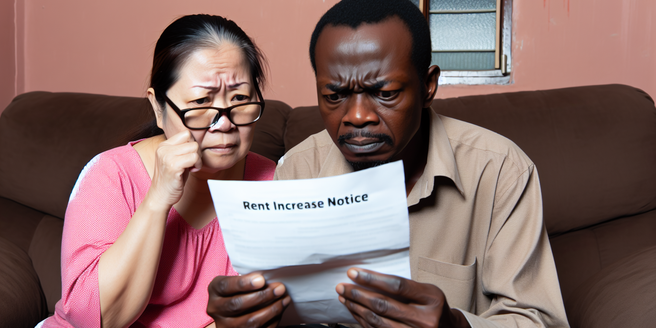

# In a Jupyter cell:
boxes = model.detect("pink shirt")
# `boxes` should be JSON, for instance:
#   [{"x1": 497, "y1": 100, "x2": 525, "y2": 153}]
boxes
[{"x1": 44, "y1": 143, "x2": 276, "y2": 328}]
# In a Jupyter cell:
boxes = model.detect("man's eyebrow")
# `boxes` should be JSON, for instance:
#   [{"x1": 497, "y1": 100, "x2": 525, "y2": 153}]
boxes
[
  {"x1": 365, "y1": 80, "x2": 389, "y2": 90},
  {"x1": 325, "y1": 81, "x2": 390, "y2": 92},
  {"x1": 326, "y1": 84, "x2": 348, "y2": 92}
]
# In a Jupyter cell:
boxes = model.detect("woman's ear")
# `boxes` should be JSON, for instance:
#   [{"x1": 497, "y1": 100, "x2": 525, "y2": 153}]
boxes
[
  {"x1": 147, "y1": 88, "x2": 165, "y2": 129},
  {"x1": 422, "y1": 65, "x2": 440, "y2": 108}
]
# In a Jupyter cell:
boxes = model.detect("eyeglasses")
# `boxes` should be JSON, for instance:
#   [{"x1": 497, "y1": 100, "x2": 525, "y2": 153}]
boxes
[{"x1": 163, "y1": 84, "x2": 265, "y2": 129}]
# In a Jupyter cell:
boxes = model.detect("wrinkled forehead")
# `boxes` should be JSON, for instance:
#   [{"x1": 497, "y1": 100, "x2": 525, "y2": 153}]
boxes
[
  {"x1": 178, "y1": 44, "x2": 253, "y2": 87},
  {"x1": 314, "y1": 17, "x2": 413, "y2": 80}
]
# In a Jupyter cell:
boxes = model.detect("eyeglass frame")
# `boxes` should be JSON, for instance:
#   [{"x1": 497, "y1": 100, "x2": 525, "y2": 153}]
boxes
[{"x1": 162, "y1": 81, "x2": 265, "y2": 130}]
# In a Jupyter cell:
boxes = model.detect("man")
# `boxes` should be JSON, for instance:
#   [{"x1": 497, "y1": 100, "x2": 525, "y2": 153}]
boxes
[{"x1": 207, "y1": 0, "x2": 569, "y2": 327}]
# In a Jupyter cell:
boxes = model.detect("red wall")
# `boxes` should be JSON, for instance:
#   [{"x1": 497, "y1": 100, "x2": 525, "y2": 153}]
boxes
[
  {"x1": 441, "y1": 0, "x2": 656, "y2": 99},
  {"x1": 1, "y1": 0, "x2": 655, "y2": 114},
  {"x1": 0, "y1": 0, "x2": 17, "y2": 112}
]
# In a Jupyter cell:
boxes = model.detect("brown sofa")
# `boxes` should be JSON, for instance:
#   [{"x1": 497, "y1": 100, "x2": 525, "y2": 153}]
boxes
[{"x1": 1, "y1": 84, "x2": 654, "y2": 327}]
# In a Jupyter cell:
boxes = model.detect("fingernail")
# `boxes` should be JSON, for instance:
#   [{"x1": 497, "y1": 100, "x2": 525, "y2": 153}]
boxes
[
  {"x1": 282, "y1": 296, "x2": 291, "y2": 306},
  {"x1": 336, "y1": 284, "x2": 344, "y2": 295},
  {"x1": 273, "y1": 284, "x2": 286, "y2": 296},
  {"x1": 251, "y1": 275, "x2": 265, "y2": 288},
  {"x1": 347, "y1": 269, "x2": 358, "y2": 279},
  {"x1": 338, "y1": 296, "x2": 345, "y2": 304}
]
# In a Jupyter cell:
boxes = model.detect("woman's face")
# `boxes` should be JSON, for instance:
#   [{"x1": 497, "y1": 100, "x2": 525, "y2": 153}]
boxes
[{"x1": 154, "y1": 44, "x2": 257, "y2": 175}]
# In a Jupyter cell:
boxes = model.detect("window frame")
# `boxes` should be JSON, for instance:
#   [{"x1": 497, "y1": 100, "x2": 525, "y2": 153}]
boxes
[{"x1": 418, "y1": 0, "x2": 512, "y2": 85}]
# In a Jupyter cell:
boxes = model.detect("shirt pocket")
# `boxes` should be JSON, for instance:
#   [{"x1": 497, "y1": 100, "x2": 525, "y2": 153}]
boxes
[{"x1": 416, "y1": 256, "x2": 477, "y2": 311}]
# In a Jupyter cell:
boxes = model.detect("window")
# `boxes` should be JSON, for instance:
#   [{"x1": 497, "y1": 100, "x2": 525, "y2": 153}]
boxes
[{"x1": 411, "y1": 0, "x2": 512, "y2": 85}]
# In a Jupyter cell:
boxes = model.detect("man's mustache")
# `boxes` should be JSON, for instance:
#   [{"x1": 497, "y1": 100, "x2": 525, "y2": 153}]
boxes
[{"x1": 337, "y1": 131, "x2": 393, "y2": 146}]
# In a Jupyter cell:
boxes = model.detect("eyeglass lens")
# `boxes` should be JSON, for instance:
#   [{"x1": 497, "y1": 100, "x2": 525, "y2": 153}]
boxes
[{"x1": 184, "y1": 103, "x2": 262, "y2": 128}]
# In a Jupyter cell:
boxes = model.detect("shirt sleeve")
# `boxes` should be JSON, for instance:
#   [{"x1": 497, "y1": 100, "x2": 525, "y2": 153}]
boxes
[
  {"x1": 47, "y1": 152, "x2": 141, "y2": 327},
  {"x1": 460, "y1": 166, "x2": 569, "y2": 328}
]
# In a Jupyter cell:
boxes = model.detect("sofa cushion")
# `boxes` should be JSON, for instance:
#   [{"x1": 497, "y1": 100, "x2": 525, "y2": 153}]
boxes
[
  {"x1": 0, "y1": 237, "x2": 48, "y2": 327},
  {"x1": 548, "y1": 228, "x2": 602, "y2": 303},
  {"x1": 432, "y1": 84, "x2": 656, "y2": 235},
  {"x1": 28, "y1": 215, "x2": 64, "y2": 314},
  {"x1": 550, "y1": 209, "x2": 656, "y2": 302},
  {"x1": 564, "y1": 245, "x2": 656, "y2": 328},
  {"x1": 0, "y1": 197, "x2": 46, "y2": 253}
]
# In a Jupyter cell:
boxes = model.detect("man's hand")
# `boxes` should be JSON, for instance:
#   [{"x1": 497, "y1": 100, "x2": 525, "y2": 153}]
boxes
[
  {"x1": 207, "y1": 273, "x2": 291, "y2": 328},
  {"x1": 336, "y1": 268, "x2": 470, "y2": 328}
]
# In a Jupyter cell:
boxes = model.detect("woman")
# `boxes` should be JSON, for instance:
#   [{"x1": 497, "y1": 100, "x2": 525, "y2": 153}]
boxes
[{"x1": 41, "y1": 14, "x2": 283, "y2": 328}]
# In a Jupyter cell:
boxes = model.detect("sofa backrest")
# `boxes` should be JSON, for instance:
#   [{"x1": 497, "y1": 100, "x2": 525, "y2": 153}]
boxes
[
  {"x1": 0, "y1": 91, "x2": 292, "y2": 220},
  {"x1": 432, "y1": 84, "x2": 656, "y2": 235},
  {"x1": 279, "y1": 84, "x2": 656, "y2": 236},
  {"x1": 0, "y1": 92, "x2": 155, "y2": 219}
]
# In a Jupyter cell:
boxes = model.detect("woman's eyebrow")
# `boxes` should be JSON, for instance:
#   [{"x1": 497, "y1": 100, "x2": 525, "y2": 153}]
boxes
[
  {"x1": 192, "y1": 85, "x2": 219, "y2": 90},
  {"x1": 227, "y1": 82, "x2": 249, "y2": 89},
  {"x1": 190, "y1": 81, "x2": 250, "y2": 90}
]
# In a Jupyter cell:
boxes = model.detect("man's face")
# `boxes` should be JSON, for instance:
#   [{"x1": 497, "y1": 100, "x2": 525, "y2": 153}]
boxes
[{"x1": 314, "y1": 17, "x2": 427, "y2": 168}]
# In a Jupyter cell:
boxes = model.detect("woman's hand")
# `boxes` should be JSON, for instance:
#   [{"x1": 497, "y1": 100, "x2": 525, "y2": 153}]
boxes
[
  {"x1": 98, "y1": 131, "x2": 202, "y2": 327},
  {"x1": 207, "y1": 273, "x2": 291, "y2": 327},
  {"x1": 147, "y1": 130, "x2": 203, "y2": 211}
]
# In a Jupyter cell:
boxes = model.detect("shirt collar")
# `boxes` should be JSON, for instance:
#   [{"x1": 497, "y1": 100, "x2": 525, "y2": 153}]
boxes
[
  {"x1": 407, "y1": 109, "x2": 464, "y2": 206},
  {"x1": 318, "y1": 141, "x2": 354, "y2": 178}
]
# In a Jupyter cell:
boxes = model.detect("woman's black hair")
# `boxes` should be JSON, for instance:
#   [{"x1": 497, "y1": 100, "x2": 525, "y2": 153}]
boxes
[{"x1": 135, "y1": 14, "x2": 267, "y2": 139}]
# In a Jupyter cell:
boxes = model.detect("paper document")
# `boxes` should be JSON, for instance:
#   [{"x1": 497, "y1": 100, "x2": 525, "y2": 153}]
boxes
[{"x1": 208, "y1": 161, "x2": 410, "y2": 324}]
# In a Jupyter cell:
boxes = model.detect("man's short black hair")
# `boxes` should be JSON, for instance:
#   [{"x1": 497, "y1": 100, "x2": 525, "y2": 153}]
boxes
[{"x1": 309, "y1": 0, "x2": 432, "y2": 80}]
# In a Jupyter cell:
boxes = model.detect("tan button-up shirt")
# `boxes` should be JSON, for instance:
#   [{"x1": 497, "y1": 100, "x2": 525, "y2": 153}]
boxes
[{"x1": 274, "y1": 109, "x2": 569, "y2": 328}]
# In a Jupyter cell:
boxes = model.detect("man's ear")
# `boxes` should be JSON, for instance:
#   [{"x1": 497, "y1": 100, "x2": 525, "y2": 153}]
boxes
[
  {"x1": 422, "y1": 65, "x2": 440, "y2": 108},
  {"x1": 147, "y1": 88, "x2": 165, "y2": 130}
]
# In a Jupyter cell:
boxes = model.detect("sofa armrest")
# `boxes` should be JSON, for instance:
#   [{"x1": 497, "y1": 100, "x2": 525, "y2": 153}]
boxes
[{"x1": 0, "y1": 237, "x2": 48, "y2": 326}]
